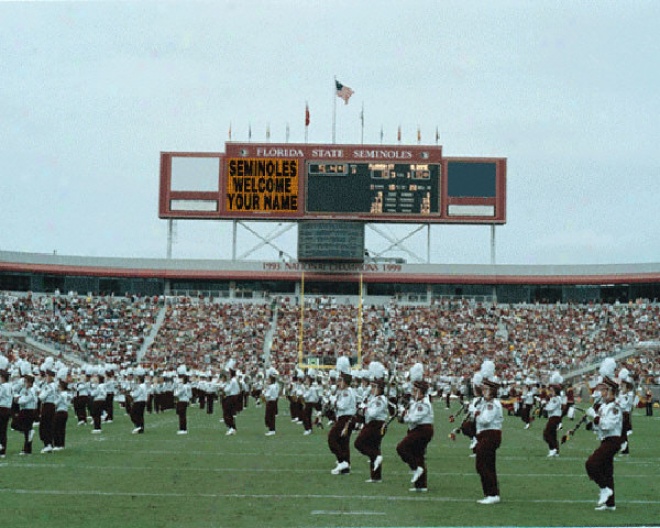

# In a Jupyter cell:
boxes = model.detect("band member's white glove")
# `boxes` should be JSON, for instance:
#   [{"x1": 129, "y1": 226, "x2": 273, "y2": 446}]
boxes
[{"x1": 586, "y1": 407, "x2": 597, "y2": 419}]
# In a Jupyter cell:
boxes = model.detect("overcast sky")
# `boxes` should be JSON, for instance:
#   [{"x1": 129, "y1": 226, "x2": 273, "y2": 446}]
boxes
[{"x1": 1, "y1": 1, "x2": 659, "y2": 266}]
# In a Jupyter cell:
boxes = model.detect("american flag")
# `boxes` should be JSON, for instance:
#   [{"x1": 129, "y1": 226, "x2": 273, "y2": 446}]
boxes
[{"x1": 335, "y1": 80, "x2": 354, "y2": 105}]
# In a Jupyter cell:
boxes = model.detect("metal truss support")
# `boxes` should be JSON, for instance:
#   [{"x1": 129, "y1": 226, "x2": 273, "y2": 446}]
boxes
[
  {"x1": 365, "y1": 224, "x2": 428, "y2": 263},
  {"x1": 233, "y1": 221, "x2": 296, "y2": 261}
]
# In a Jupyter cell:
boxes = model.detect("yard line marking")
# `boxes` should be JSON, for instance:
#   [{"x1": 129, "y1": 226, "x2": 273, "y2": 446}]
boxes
[
  {"x1": 310, "y1": 510, "x2": 386, "y2": 515},
  {"x1": 64, "y1": 447, "x2": 660, "y2": 466},
  {"x1": 0, "y1": 488, "x2": 659, "y2": 505},
  {"x1": 2, "y1": 462, "x2": 658, "y2": 480}
]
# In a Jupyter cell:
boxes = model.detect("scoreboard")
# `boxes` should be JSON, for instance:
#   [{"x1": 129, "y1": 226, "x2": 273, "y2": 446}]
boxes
[{"x1": 159, "y1": 142, "x2": 506, "y2": 224}]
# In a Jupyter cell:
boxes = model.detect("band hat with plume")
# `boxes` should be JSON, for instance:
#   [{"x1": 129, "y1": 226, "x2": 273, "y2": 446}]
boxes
[
  {"x1": 549, "y1": 371, "x2": 564, "y2": 389},
  {"x1": 57, "y1": 365, "x2": 69, "y2": 381},
  {"x1": 336, "y1": 356, "x2": 352, "y2": 382},
  {"x1": 225, "y1": 359, "x2": 237, "y2": 374},
  {"x1": 598, "y1": 357, "x2": 618, "y2": 389},
  {"x1": 618, "y1": 367, "x2": 633, "y2": 385},
  {"x1": 480, "y1": 359, "x2": 500, "y2": 388},
  {"x1": 409, "y1": 362, "x2": 428, "y2": 391},
  {"x1": 41, "y1": 356, "x2": 56, "y2": 375},
  {"x1": 368, "y1": 361, "x2": 387, "y2": 381},
  {"x1": 19, "y1": 360, "x2": 33, "y2": 378}
]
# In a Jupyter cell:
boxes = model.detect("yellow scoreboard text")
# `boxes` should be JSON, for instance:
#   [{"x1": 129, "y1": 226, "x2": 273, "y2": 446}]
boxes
[{"x1": 226, "y1": 158, "x2": 299, "y2": 212}]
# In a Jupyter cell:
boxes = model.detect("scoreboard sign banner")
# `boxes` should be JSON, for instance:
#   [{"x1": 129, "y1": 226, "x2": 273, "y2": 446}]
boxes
[
  {"x1": 226, "y1": 158, "x2": 299, "y2": 212},
  {"x1": 159, "y1": 142, "x2": 506, "y2": 224}
]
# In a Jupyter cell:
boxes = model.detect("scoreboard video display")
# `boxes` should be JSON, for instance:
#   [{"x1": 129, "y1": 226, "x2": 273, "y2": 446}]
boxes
[{"x1": 159, "y1": 142, "x2": 506, "y2": 224}]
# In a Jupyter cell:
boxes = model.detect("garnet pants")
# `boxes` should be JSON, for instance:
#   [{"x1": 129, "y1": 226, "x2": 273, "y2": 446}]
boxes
[
  {"x1": 397, "y1": 424, "x2": 434, "y2": 489},
  {"x1": 328, "y1": 415, "x2": 353, "y2": 464},
  {"x1": 355, "y1": 420, "x2": 384, "y2": 480},
  {"x1": 476, "y1": 429, "x2": 501, "y2": 497},
  {"x1": 586, "y1": 436, "x2": 621, "y2": 507}
]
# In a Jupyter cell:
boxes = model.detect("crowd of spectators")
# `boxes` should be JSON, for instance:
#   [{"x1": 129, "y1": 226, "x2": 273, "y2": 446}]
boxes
[
  {"x1": 0, "y1": 292, "x2": 160, "y2": 364},
  {"x1": 2, "y1": 291, "x2": 658, "y2": 386},
  {"x1": 143, "y1": 297, "x2": 272, "y2": 371}
]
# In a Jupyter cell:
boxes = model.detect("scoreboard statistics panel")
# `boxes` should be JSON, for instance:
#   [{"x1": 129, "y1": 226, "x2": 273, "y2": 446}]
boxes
[
  {"x1": 158, "y1": 143, "x2": 506, "y2": 224},
  {"x1": 305, "y1": 162, "x2": 440, "y2": 216}
]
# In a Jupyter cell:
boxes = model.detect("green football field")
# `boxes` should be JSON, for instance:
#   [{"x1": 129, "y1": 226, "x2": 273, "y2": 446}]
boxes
[{"x1": 1, "y1": 401, "x2": 658, "y2": 528}]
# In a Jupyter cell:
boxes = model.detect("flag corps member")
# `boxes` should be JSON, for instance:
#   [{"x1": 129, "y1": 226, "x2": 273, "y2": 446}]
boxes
[
  {"x1": 328, "y1": 356, "x2": 356, "y2": 475},
  {"x1": 397, "y1": 362, "x2": 434, "y2": 492},
  {"x1": 585, "y1": 357, "x2": 623, "y2": 511},
  {"x1": 474, "y1": 359, "x2": 503, "y2": 505},
  {"x1": 354, "y1": 361, "x2": 388, "y2": 483}
]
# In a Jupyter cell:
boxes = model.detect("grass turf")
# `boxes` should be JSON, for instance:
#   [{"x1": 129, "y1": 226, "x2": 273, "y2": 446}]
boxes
[{"x1": 1, "y1": 401, "x2": 658, "y2": 527}]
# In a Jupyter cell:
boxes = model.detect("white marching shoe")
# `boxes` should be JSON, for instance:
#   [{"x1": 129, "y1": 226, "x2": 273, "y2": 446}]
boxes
[
  {"x1": 226, "y1": 428, "x2": 236, "y2": 436},
  {"x1": 598, "y1": 487, "x2": 613, "y2": 506},
  {"x1": 265, "y1": 431, "x2": 276, "y2": 436},
  {"x1": 547, "y1": 449, "x2": 559, "y2": 457},
  {"x1": 595, "y1": 504, "x2": 616, "y2": 511},
  {"x1": 177, "y1": 430, "x2": 188, "y2": 435},
  {"x1": 411, "y1": 467, "x2": 424, "y2": 483},
  {"x1": 40, "y1": 445, "x2": 53, "y2": 454},
  {"x1": 477, "y1": 496, "x2": 501, "y2": 505},
  {"x1": 303, "y1": 430, "x2": 312, "y2": 436},
  {"x1": 331, "y1": 461, "x2": 350, "y2": 475},
  {"x1": 373, "y1": 455, "x2": 383, "y2": 472}
]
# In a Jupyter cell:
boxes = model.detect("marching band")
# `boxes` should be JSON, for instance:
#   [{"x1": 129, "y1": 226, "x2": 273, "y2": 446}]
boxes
[{"x1": 0, "y1": 350, "x2": 650, "y2": 511}]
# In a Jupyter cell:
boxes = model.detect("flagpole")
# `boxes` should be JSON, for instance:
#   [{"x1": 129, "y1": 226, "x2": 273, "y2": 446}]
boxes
[
  {"x1": 360, "y1": 102, "x2": 364, "y2": 145},
  {"x1": 305, "y1": 101, "x2": 309, "y2": 144},
  {"x1": 332, "y1": 76, "x2": 337, "y2": 144}
]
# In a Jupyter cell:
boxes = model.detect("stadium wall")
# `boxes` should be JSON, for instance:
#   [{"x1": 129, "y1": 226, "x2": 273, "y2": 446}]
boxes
[{"x1": 1, "y1": 250, "x2": 659, "y2": 303}]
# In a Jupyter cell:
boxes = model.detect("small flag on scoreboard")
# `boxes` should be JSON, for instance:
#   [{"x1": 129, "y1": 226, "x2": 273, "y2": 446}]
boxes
[
  {"x1": 335, "y1": 80, "x2": 354, "y2": 105},
  {"x1": 305, "y1": 103, "x2": 310, "y2": 127}
]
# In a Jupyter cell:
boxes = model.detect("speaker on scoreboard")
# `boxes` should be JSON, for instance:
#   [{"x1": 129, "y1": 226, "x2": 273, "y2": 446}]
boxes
[{"x1": 298, "y1": 221, "x2": 365, "y2": 263}]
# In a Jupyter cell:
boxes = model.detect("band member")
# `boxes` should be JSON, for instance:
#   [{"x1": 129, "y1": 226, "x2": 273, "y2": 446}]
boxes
[
  {"x1": 53, "y1": 368, "x2": 71, "y2": 451},
  {"x1": 543, "y1": 373, "x2": 564, "y2": 457},
  {"x1": 130, "y1": 368, "x2": 148, "y2": 434},
  {"x1": 90, "y1": 368, "x2": 107, "y2": 434},
  {"x1": 263, "y1": 368, "x2": 280, "y2": 436},
  {"x1": 397, "y1": 363, "x2": 434, "y2": 492},
  {"x1": 17, "y1": 362, "x2": 38, "y2": 455},
  {"x1": 104, "y1": 366, "x2": 116, "y2": 423},
  {"x1": 38, "y1": 359, "x2": 57, "y2": 452},
  {"x1": 355, "y1": 361, "x2": 388, "y2": 483},
  {"x1": 222, "y1": 360, "x2": 240, "y2": 435},
  {"x1": 73, "y1": 369, "x2": 91, "y2": 425},
  {"x1": 329, "y1": 356, "x2": 356, "y2": 475},
  {"x1": 616, "y1": 369, "x2": 635, "y2": 455},
  {"x1": 585, "y1": 357, "x2": 623, "y2": 511},
  {"x1": 0, "y1": 355, "x2": 13, "y2": 458},
  {"x1": 302, "y1": 373, "x2": 320, "y2": 435},
  {"x1": 174, "y1": 366, "x2": 192, "y2": 435},
  {"x1": 521, "y1": 379, "x2": 536, "y2": 429},
  {"x1": 474, "y1": 360, "x2": 503, "y2": 505},
  {"x1": 462, "y1": 372, "x2": 483, "y2": 456}
]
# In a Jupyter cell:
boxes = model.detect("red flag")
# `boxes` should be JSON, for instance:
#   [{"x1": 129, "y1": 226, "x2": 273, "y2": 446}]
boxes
[
  {"x1": 305, "y1": 103, "x2": 310, "y2": 127},
  {"x1": 397, "y1": 125, "x2": 401, "y2": 142},
  {"x1": 335, "y1": 80, "x2": 354, "y2": 105}
]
